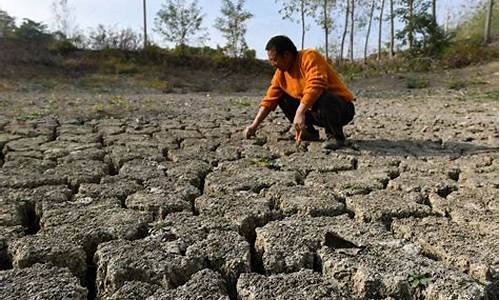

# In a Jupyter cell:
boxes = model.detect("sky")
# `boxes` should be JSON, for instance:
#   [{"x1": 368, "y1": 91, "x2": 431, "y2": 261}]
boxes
[{"x1": 0, "y1": 0, "x2": 478, "y2": 59}]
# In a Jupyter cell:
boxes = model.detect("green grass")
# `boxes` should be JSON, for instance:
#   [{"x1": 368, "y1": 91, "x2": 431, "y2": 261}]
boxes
[{"x1": 406, "y1": 76, "x2": 430, "y2": 89}]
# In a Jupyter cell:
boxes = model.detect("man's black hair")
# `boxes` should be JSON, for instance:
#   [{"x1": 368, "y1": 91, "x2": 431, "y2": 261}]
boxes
[{"x1": 265, "y1": 35, "x2": 298, "y2": 56}]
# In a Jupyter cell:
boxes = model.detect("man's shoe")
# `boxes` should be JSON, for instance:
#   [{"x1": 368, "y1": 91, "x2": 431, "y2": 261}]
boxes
[
  {"x1": 300, "y1": 128, "x2": 320, "y2": 141},
  {"x1": 322, "y1": 136, "x2": 345, "y2": 150}
]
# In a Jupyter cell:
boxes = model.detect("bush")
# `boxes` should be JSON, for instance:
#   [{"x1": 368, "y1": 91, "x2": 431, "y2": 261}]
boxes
[{"x1": 440, "y1": 39, "x2": 498, "y2": 68}]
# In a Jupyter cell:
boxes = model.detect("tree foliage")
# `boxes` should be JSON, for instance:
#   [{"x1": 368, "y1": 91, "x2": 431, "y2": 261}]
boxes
[
  {"x1": 14, "y1": 19, "x2": 53, "y2": 42},
  {"x1": 0, "y1": 9, "x2": 16, "y2": 38},
  {"x1": 154, "y1": 0, "x2": 207, "y2": 47},
  {"x1": 214, "y1": 0, "x2": 253, "y2": 57},
  {"x1": 276, "y1": 0, "x2": 316, "y2": 49},
  {"x1": 396, "y1": 0, "x2": 451, "y2": 57}
]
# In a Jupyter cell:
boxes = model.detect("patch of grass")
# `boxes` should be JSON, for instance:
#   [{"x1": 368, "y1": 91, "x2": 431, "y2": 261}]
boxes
[
  {"x1": 230, "y1": 97, "x2": 253, "y2": 108},
  {"x1": 448, "y1": 80, "x2": 468, "y2": 90},
  {"x1": 407, "y1": 272, "x2": 432, "y2": 289},
  {"x1": 406, "y1": 76, "x2": 429, "y2": 89},
  {"x1": 249, "y1": 157, "x2": 281, "y2": 170}
]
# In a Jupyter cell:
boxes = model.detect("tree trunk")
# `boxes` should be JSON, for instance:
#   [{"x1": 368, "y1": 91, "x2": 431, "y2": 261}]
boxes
[
  {"x1": 432, "y1": 0, "x2": 436, "y2": 24},
  {"x1": 364, "y1": 0, "x2": 376, "y2": 63},
  {"x1": 408, "y1": 0, "x2": 414, "y2": 50},
  {"x1": 340, "y1": 0, "x2": 350, "y2": 62},
  {"x1": 143, "y1": 0, "x2": 148, "y2": 49},
  {"x1": 301, "y1": 0, "x2": 305, "y2": 49},
  {"x1": 324, "y1": 0, "x2": 329, "y2": 60},
  {"x1": 484, "y1": 0, "x2": 494, "y2": 44},
  {"x1": 390, "y1": 0, "x2": 394, "y2": 57},
  {"x1": 377, "y1": 0, "x2": 385, "y2": 60},
  {"x1": 349, "y1": 0, "x2": 355, "y2": 61}
]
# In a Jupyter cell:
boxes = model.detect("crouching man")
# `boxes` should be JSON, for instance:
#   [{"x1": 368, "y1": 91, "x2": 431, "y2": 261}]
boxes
[{"x1": 243, "y1": 35, "x2": 355, "y2": 150}]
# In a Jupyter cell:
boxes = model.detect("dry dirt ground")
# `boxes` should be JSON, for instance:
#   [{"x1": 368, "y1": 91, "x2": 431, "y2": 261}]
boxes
[{"x1": 0, "y1": 62, "x2": 498, "y2": 299}]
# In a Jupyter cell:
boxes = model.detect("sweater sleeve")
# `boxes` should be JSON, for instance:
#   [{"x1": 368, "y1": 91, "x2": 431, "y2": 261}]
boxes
[
  {"x1": 300, "y1": 51, "x2": 328, "y2": 108},
  {"x1": 259, "y1": 70, "x2": 283, "y2": 111}
]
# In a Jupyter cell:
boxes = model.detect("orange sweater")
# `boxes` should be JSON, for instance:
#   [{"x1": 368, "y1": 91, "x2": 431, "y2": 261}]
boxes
[{"x1": 260, "y1": 49, "x2": 354, "y2": 110}]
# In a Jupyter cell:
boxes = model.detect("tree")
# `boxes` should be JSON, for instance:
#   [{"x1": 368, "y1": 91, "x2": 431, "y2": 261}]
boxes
[
  {"x1": 143, "y1": 0, "x2": 148, "y2": 48},
  {"x1": 377, "y1": 0, "x2": 385, "y2": 60},
  {"x1": 14, "y1": 19, "x2": 52, "y2": 41},
  {"x1": 349, "y1": 0, "x2": 355, "y2": 60},
  {"x1": 389, "y1": 0, "x2": 395, "y2": 57},
  {"x1": 51, "y1": 0, "x2": 79, "y2": 39},
  {"x1": 364, "y1": 0, "x2": 376, "y2": 62},
  {"x1": 316, "y1": 0, "x2": 336, "y2": 61},
  {"x1": 154, "y1": 0, "x2": 207, "y2": 48},
  {"x1": 214, "y1": 0, "x2": 253, "y2": 57},
  {"x1": 276, "y1": 0, "x2": 315, "y2": 49},
  {"x1": 0, "y1": 10, "x2": 16, "y2": 38},
  {"x1": 484, "y1": 0, "x2": 495, "y2": 43},
  {"x1": 340, "y1": 0, "x2": 350, "y2": 61},
  {"x1": 88, "y1": 24, "x2": 142, "y2": 50}
]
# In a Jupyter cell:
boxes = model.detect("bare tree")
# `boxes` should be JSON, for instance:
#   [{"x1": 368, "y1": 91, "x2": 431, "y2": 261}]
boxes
[
  {"x1": 340, "y1": 0, "x2": 350, "y2": 61},
  {"x1": 349, "y1": 0, "x2": 355, "y2": 60},
  {"x1": 364, "y1": 0, "x2": 376, "y2": 63},
  {"x1": 276, "y1": 0, "x2": 315, "y2": 49},
  {"x1": 143, "y1": 0, "x2": 148, "y2": 48},
  {"x1": 51, "y1": 0, "x2": 78, "y2": 39},
  {"x1": 317, "y1": 0, "x2": 336, "y2": 60},
  {"x1": 389, "y1": 0, "x2": 394, "y2": 57},
  {"x1": 377, "y1": 0, "x2": 385, "y2": 60},
  {"x1": 214, "y1": 0, "x2": 253, "y2": 57},
  {"x1": 484, "y1": 0, "x2": 494, "y2": 44}
]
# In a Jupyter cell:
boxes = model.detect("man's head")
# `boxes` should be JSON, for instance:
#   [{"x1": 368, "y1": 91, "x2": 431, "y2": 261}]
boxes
[{"x1": 265, "y1": 35, "x2": 298, "y2": 71}]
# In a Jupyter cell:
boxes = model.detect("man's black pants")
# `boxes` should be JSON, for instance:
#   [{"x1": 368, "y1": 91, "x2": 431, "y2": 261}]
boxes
[{"x1": 278, "y1": 91, "x2": 355, "y2": 140}]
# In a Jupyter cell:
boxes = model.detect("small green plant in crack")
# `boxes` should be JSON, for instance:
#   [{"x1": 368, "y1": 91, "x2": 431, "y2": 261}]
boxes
[
  {"x1": 230, "y1": 97, "x2": 252, "y2": 108},
  {"x1": 249, "y1": 157, "x2": 281, "y2": 170},
  {"x1": 148, "y1": 220, "x2": 171, "y2": 236},
  {"x1": 407, "y1": 272, "x2": 432, "y2": 289}
]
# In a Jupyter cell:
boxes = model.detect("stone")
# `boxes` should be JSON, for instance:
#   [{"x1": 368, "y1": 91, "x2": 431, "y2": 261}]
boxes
[
  {"x1": 255, "y1": 215, "x2": 391, "y2": 274},
  {"x1": 237, "y1": 269, "x2": 347, "y2": 300},
  {"x1": 195, "y1": 192, "x2": 279, "y2": 239},
  {"x1": 278, "y1": 152, "x2": 357, "y2": 174},
  {"x1": 107, "y1": 144, "x2": 165, "y2": 170},
  {"x1": 119, "y1": 159, "x2": 166, "y2": 183},
  {"x1": 346, "y1": 190, "x2": 432, "y2": 223},
  {"x1": 125, "y1": 188, "x2": 191, "y2": 220},
  {"x1": 392, "y1": 216, "x2": 498, "y2": 285},
  {"x1": 186, "y1": 231, "x2": 251, "y2": 286},
  {"x1": 109, "y1": 281, "x2": 161, "y2": 300},
  {"x1": 0, "y1": 263, "x2": 87, "y2": 300},
  {"x1": 8, "y1": 234, "x2": 87, "y2": 281},
  {"x1": 318, "y1": 243, "x2": 486, "y2": 299},
  {"x1": 204, "y1": 160, "x2": 299, "y2": 195},
  {"x1": 147, "y1": 269, "x2": 230, "y2": 300},
  {"x1": 429, "y1": 188, "x2": 499, "y2": 235},
  {"x1": 52, "y1": 159, "x2": 109, "y2": 188},
  {"x1": 305, "y1": 168, "x2": 391, "y2": 197},
  {"x1": 94, "y1": 239, "x2": 204, "y2": 298},
  {"x1": 387, "y1": 172, "x2": 458, "y2": 198},
  {"x1": 265, "y1": 184, "x2": 345, "y2": 217}
]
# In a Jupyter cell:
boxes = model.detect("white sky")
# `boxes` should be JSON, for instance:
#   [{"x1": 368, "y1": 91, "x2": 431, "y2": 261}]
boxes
[{"x1": 0, "y1": 0, "x2": 478, "y2": 59}]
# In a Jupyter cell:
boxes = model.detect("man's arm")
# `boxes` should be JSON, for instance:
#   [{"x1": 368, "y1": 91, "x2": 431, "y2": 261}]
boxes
[{"x1": 244, "y1": 106, "x2": 272, "y2": 139}]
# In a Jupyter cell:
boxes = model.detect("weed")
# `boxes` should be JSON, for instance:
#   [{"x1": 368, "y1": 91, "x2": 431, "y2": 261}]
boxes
[
  {"x1": 406, "y1": 76, "x2": 429, "y2": 89},
  {"x1": 407, "y1": 272, "x2": 432, "y2": 289},
  {"x1": 249, "y1": 157, "x2": 281, "y2": 170},
  {"x1": 448, "y1": 80, "x2": 467, "y2": 90},
  {"x1": 230, "y1": 97, "x2": 253, "y2": 108}
]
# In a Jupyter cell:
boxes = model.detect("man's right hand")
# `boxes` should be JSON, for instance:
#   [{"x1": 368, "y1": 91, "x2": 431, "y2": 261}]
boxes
[{"x1": 243, "y1": 124, "x2": 258, "y2": 139}]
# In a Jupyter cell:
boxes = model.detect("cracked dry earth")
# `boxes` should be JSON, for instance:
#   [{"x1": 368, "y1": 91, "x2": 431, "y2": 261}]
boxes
[{"x1": 0, "y1": 92, "x2": 498, "y2": 300}]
